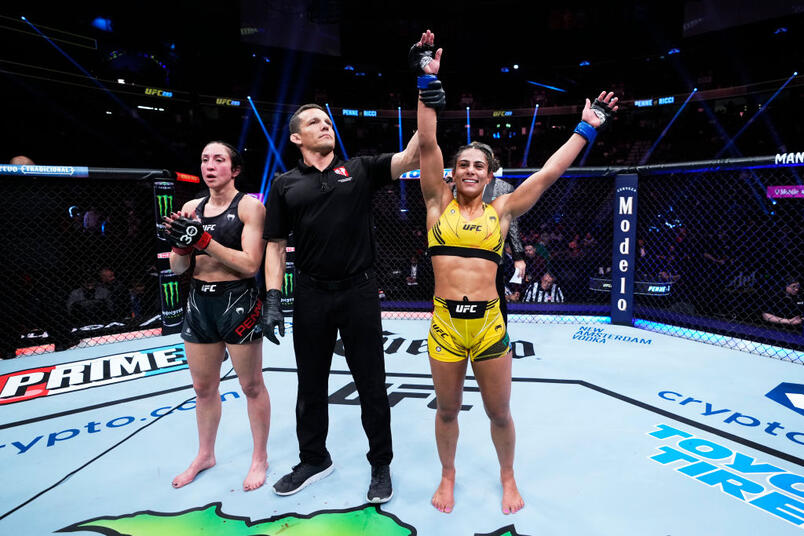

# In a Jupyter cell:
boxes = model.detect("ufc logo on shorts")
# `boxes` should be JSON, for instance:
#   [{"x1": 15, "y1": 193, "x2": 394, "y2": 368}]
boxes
[
  {"x1": 200, "y1": 284, "x2": 217, "y2": 292},
  {"x1": 455, "y1": 304, "x2": 477, "y2": 313}
]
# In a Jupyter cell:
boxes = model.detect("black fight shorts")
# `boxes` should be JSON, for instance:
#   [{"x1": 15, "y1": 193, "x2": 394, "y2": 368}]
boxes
[{"x1": 181, "y1": 279, "x2": 263, "y2": 344}]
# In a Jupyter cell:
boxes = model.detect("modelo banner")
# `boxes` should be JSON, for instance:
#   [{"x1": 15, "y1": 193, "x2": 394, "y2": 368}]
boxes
[
  {"x1": 610, "y1": 173, "x2": 638, "y2": 325},
  {"x1": 158, "y1": 269, "x2": 184, "y2": 334}
]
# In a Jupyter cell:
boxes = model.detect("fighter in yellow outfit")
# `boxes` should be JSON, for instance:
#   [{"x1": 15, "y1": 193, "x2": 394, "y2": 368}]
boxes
[
  {"x1": 427, "y1": 199, "x2": 509, "y2": 362},
  {"x1": 412, "y1": 30, "x2": 618, "y2": 516}
]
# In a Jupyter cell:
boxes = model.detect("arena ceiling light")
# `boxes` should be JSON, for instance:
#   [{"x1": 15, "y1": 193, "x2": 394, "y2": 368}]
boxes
[
  {"x1": 526, "y1": 80, "x2": 567, "y2": 93},
  {"x1": 91, "y1": 17, "x2": 113, "y2": 32}
]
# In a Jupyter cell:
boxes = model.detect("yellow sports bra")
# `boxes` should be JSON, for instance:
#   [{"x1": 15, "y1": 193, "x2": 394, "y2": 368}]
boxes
[{"x1": 428, "y1": 199, "x2": 503, "y2": 263}]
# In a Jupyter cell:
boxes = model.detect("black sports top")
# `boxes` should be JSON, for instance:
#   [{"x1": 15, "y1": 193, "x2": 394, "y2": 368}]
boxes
[{"x1": 194, "y1": 192, "x2": 245, "y2": 254}]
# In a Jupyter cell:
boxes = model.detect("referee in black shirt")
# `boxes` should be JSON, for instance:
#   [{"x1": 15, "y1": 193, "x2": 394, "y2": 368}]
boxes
[{"x1": 261, "y1": 104, "x2": 420, "y2": 503}]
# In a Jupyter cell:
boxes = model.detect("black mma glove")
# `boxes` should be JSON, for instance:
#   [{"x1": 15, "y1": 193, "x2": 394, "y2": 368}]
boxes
[
  {"x1": 420, "y1": 78, "x2": 446, "y2": 112},
  {"x1": 261, "y1": 289, "x2": 285, "y2": 345},
  {"x1": 409, "y1": 38, "x2": 445, "y2": 111},
  {"x1": 590, "y1": 97, "x2": 615, "y2": 131},
  {"x1": 166, "y1": 216, "x2": 212, "y2": 250},
  {"x1": 408, "y1": 41, "x2": 435, "y2": 76}
]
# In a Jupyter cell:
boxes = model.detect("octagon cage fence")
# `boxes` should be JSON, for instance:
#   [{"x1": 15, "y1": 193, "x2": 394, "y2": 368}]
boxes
[{"x1": 2, "y1": 155, "x2": 802, "y2": 364}]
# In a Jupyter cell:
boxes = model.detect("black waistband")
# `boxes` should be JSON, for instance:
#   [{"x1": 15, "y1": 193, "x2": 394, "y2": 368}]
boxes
[
  {"x1": 297, "y1": 269, "x2": 375, "y2": 291},
  {"x1": 191, "y1": 278, "x2": 255, "y2": 295},
  {"x1": 437, "y1": 296, "x2": 498, "y2": 319},
  {"x1": 428, "y1": 245, "x2": 501, "y2": 264}
]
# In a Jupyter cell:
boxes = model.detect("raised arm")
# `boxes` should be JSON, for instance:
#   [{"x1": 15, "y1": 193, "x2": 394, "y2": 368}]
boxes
[
  {"x1": 390, "y1": 131, "x2": 420, "y2": 179},
  {"x1": 496, "y1": 91, "x2": 619, "y2": 221},
  {"x1": 411, "y1": 30, "x2": 450, "y2": 220}
]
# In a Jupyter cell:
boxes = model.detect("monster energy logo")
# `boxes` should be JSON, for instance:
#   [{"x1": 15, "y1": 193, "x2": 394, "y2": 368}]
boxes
[
  {"x1": 156, "y1": 194, "x2": 174, "y2": 218},
  {"x1": 162, "y1": 281, "x2": 180, "y2": 308},
  {"x1": 282, "y1": 272, "x2": 295, "y2": 296}
]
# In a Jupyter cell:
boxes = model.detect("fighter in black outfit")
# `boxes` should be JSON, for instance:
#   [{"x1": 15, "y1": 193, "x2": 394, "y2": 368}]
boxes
[{"x1": 164, "y1": 141, "x2": 271, "y2": 492}]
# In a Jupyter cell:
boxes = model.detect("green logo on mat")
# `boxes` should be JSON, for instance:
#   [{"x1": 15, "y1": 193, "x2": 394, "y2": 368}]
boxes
[{"x1": 61, "y1": 503, "x2": 416, "y2": 535}]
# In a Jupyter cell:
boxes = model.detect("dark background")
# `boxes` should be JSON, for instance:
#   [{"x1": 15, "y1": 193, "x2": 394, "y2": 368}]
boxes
[{"x1": 1, "y1": 0, "x2": 803, "y2": 189}]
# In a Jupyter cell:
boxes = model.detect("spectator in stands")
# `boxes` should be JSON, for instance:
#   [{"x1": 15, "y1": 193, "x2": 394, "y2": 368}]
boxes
[
  {"x1": 523, "y1": 228, "x2": 539, "y2": 245},
  {"x1": 523, "y1": 241, "x2": 550, "y2": 284},
  {"x1": 656, "y1": 243, "x2": 682, "y2": 283},
  {"x1": 406, "y1": 254, "x2": 420, "y2": 287},
  {"x1": 545, "y1": 224, "x2": 564, "y2": 246},
  {"x1": 504, "y1": 285, "x2": 521, "y2": 303},
  {"x1": 129, "y1": 279, "x2": 148, "y2": 320},
  {"x1": 567, "y1": 237, "x2": 584, "y2": 260},
  {"x1": 761, "y1": 278, "x2": 802, "y2": 331},
  {"x1": 523, "y1": 271, "x2": 564, "y2": 303},
  {"x1": 582, "y1": 232, "x2": 598, "y2": 250},
  {"x1": 67, "y1": 274, "x2": 113, "y2": 325},
  {"x1": 10, "y1": 155, "x2": 34, "y2": 165},
  {"x1": 83, "y1": 206, "x2": 102, "y2": 233},
  {"x1": 99, "y1": 267, "x2": 130, "y2": 319}
]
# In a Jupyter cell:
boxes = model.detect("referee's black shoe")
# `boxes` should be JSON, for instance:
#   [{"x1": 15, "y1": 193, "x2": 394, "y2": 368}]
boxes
[
  {"x1": 273, "y1": 459, "x2": 334, "y2": 496},
  {"x1": 367, "y1": 464, "x2": 393, "y2": 503}
]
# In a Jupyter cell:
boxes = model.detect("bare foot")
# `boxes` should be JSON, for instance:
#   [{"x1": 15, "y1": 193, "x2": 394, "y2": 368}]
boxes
[
  {"x1": 431, "y1": 470, "x2": 455, "y2": 513},
  {"x1": 501, "y1": 472, "x2": 524, "y2": 514},
  {"x1": 172, "y1": 455, "x2": 215, "y2": 488},
  {"x1": 243, "y1": 459, "x2": 268, "y2": 491}
]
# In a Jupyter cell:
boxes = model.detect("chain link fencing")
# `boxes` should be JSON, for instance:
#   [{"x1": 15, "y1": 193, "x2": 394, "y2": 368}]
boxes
[
  {"x1": 5, "y1": 158, "x2": 801, "y2": 364},
  {"x1": 1, "y1": 169, "x2": 193, "y2": 358},
  {"x1": 633, "y1": 160, "x2": 803, "y2": 361}
]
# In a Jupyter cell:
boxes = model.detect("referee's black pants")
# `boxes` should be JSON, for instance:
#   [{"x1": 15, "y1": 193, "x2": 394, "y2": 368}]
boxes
[{"x1": 292, "y1": 274, "x2": 393, "y2": 467}]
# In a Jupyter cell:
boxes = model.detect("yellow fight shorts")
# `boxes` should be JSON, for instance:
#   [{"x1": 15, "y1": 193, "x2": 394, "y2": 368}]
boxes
[{"x1": 428, "y1": 297, "x2": 510, "y2": 362}]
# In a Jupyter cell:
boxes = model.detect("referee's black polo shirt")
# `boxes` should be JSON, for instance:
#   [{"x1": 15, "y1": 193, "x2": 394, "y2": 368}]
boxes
[{"x1": 263, "y1": 153, "x2": 394, "y2": 280}]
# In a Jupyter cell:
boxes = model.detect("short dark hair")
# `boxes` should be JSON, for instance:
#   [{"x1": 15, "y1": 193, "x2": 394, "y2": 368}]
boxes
[
  {"x1": 289, "y1": 104, "x2": 327, "y2": 135},
  {"x1": 451, "y1": 141, "x2": 500, "y2": 173},
  {"x1": 204, "y1": 140, "x2": 243, "y2": 175}
]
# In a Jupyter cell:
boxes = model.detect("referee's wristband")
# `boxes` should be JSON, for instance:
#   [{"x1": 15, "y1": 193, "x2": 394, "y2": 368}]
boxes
[
  {"x1": 417, "y1": 74, "x2": 438, "y2": 89},
  {"x1": 573, "y1": 121, "x2": 597, "y2": 144}
]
